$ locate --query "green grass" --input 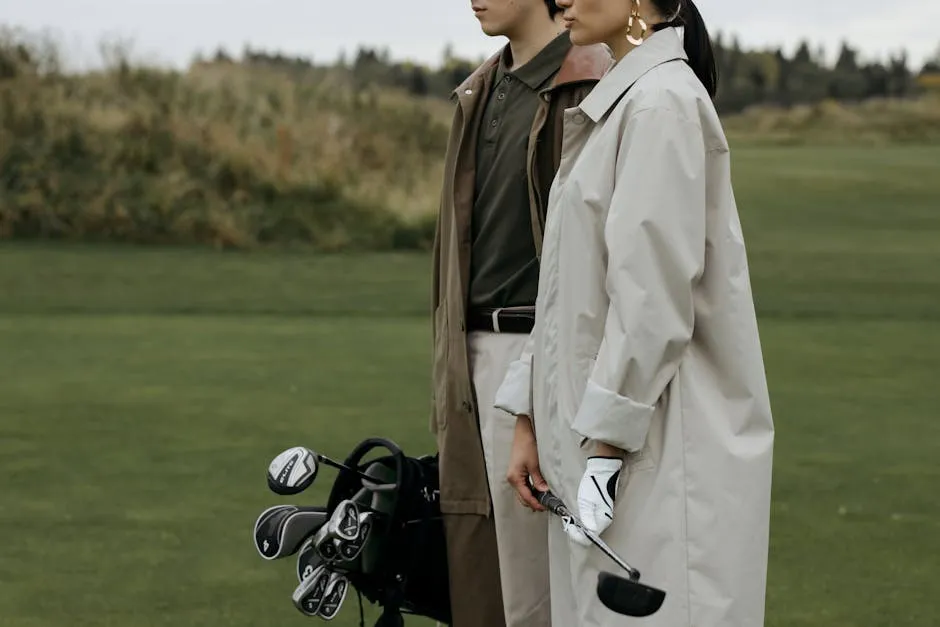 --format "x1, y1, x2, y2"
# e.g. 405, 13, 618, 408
1, 144, 939, 626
